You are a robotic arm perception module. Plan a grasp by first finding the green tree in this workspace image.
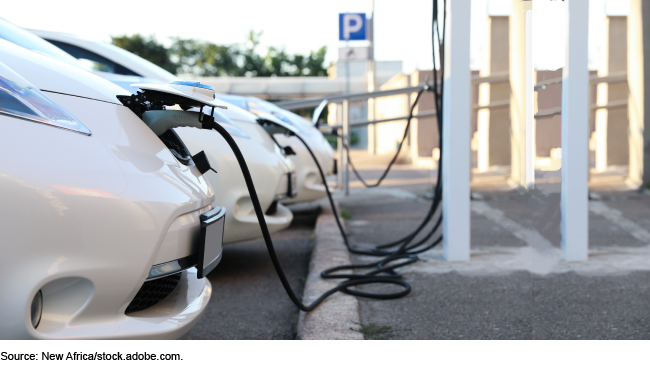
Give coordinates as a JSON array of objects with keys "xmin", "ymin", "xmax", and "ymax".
[
  {"xmin": 238, "ymin": 30, "xmax": 270, "ymax": 76},
  {"xmin": 263, "ymin": 45, "xmax": 328, "ymax": 77},
  {"xmin": 302, "ymin": 46, "xmax": 328, "ymax": 76},
  {"xmin": 111, "ymin": 34, "xmax": 177, "ymax": 73},
  {"xmin": 170, "ymin": 38, "xmax": 239, "ymax": 76},
  {"xmin": 111, "ymin": 31, "xmax": 329, "ymax": 78}
]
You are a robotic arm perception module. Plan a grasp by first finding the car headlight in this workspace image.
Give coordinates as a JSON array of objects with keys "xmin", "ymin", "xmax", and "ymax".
[{"xmin": 0, "ymin": 61, "xmax": 91, "ymax": 135}]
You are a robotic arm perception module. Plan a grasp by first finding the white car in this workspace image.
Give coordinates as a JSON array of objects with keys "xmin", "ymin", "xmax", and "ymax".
[
  {"xmin": 30, "ymin": 29, "xmax": 336, "ymax": 204},
  {"xmin": 175, "ymin": 101, "xmax": 297, "ymax": 243},
  {"xmin": 216, "ymin": 94, "xmax": 336, "ymax": 203},
  {"xmin": 0, "ymin": 39, "xmax": 222, "ymax": 339},
  {"xmin": 20, "ymin": 27, "xmax": 295, "ymax": 244}
]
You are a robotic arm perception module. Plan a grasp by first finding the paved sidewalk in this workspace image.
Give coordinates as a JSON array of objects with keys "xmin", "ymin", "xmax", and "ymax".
[
  {"xmin": 333, "ymin": 186, "xmax": 650, "ymax": 339},
  {"xmin": 314, "ymin": 154, "xmax": 650, "ymax": 339}
]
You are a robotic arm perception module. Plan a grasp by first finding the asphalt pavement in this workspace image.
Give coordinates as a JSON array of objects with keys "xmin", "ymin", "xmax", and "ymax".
[
  {"xmin": 181, "ymin": 206, "xmax": 319, "ymax": 340},
  {"xmin": 182, "ymin": 152, "xmax": 650, "ymax": 340},
  {"xmin": 336, "ymin": 163, "xmax": 650, "ymax": 340}
]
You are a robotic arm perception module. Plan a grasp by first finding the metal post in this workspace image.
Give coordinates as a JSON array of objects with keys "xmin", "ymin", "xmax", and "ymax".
[
  {"xmin": 442, "ymin": 0, "xmax": 471, "ymax": 261},
  {"xmin": 367, "ymin": 1, "xmax": 377, "ymax": 155},
  {"xmin": 561, "ymin": 0, "xmax": 589, "ymax": 261},
  {"xmin": 337, "ymin": 103, "xmax": 344, "ymax": 190},
  {"xmin": 343, "ymin": 98, "xmax": 350, "ymax": 195}
]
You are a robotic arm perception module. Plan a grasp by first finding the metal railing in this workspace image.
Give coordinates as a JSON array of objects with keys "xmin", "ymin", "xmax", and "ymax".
[
  {"xmin": 533, "ymin": 71, "xmax": 629, "ymax": 117},
  {"xmin": 276, "ymin": 83, "xmax": 435, "ymax": 195},
  {"xmin": 471, "ymin": 71, "xmax": 511, "ymax": 111}
]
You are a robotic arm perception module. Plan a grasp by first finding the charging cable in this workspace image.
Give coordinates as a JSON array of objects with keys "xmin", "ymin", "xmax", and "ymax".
[{"xmin": 203, "ymin": 0, "xmax": 446, "ymax": 311}]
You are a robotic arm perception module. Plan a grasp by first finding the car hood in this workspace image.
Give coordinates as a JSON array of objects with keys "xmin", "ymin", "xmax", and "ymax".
[{"xmin": 0, "ymin": 39, "xmax": 129, "ymax": 104}]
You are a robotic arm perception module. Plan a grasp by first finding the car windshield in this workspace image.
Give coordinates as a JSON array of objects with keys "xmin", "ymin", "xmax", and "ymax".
[
  {"xmin": 47, "ymin": 40, "xmax": 140, "ymax": 76},
  {"xmin": 93, "ymin": 42, "xmax": 177, "ymax": 83},
  {"xmin": 215, "ymin": 94, "xmax": 248, "ymax": 109},
  {"xmin": 0, "ymin": 19, "xmax": 80, "ymax": 66},
  {"xmin": 218, "ymin": 94, "xmax": 311, "ymax": 135}
]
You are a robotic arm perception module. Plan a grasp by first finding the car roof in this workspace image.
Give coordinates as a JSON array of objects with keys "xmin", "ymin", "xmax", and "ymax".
[{"xmin": 29, "ymin": 29, "xmax": 177, "ymax": 83}]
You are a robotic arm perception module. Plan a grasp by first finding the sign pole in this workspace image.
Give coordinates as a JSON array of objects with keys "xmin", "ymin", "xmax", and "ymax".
[{"xmin": 368, "ymin": 1, "xmax": 377, "ymax": 155}]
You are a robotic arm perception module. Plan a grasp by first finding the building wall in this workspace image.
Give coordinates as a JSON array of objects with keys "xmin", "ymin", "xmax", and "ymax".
[
  {"xmin": 595, "ymin": 16, "xmax": 629, "ymax": 170},
  {"xmin": 411, "ymin": 70, "xmax": 438, "ymax": 158},
  {"xmin": 374, "ymin": 74, "xmax": 410, "ymax": 157},
  {"xmin": 535, "ymin": 69, "xmax": 562, "ymax": 160}
]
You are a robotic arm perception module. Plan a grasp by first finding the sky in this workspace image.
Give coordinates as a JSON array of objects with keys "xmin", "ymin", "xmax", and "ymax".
[
  {"xmin": 532, "ymin": 0, "xmax": 630, "ymax": 71},
  {"xmin": 2, "ymin": 0, "xmax": 631, "ymax": 74},
  {"xmin": 2, "ymin": 0, "xmax": 434, "ymax": 73}
]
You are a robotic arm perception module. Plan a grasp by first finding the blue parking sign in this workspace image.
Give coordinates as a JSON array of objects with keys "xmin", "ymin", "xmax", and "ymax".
[{"xmin": 339, "ymin": 13, "xmax": 367, "ymax": 41}]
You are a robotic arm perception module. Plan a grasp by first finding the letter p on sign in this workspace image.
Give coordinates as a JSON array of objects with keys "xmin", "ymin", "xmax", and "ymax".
[{"xmin": 339, "ymin": 13, "xmax": 367, "ymax": 41}]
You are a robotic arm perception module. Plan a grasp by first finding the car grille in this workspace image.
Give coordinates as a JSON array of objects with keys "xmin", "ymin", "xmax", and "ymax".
[{"xmin": 125, "ymin": 273, "xmax": 182, "ymax": 314}]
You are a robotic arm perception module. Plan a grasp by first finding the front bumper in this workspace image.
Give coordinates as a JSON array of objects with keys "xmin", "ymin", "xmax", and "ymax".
[
  {"xmin": 275, "ymin": 134, "xmax": 335, "ymax": 204},
  {"xmin": 29, "ymin": 268, "xmax": 210, "ymax": 340},
  {"xmin": 225, "ymin": 202, "xmax": 293, "ymax": 244}
]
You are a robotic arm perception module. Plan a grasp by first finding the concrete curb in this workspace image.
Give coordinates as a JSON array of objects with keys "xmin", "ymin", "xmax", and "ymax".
[{"xmin": 296, "ymin": 200, "xmax": 364, "ymax": 340}]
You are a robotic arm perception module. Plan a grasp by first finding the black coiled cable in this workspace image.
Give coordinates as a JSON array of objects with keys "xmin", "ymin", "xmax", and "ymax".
[
  {"xmin": 205, "ymin": 0, "xmax": 446, "ymax": 311},
  {"xmin": 209, "ymin": 120, "xmax": 415, "ymax": 310}
]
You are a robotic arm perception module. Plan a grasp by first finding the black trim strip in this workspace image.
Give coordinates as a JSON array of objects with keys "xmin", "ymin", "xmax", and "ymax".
[{"xmin": 146, "ymin": 253, "xmax": 198, "ymax": 281}]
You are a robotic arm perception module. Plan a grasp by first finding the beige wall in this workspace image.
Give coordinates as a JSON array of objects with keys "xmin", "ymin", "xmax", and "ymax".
[
  {"xmin": 595, "ymin": 16, "xmax": 629, "ymax": 171},
  {"xmin": 366, "ymin": 70, "xmax": 439, "ymax": 166},
  {"xmin": 476, "ymin": 16, "xmax": 511, "ymax": 171},
  {"xmin": 374, "ymin": 74, "xmax": 410, "ymax": 158},
  {"xmin": 535, "ymin": 70, "xmax": 562, "ymax": 160},
  {"xmin": 410, "ymin": 70, "xmax": 438, "ymax": 160}
]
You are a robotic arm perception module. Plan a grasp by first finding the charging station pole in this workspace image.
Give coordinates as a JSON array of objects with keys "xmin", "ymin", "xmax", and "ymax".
[
  {"xmin": 561, "ymin": 0, "xmax": 589, "ymax": 261},
  {"xmin": 442, "ymin": 0, "xmax": 471, "ymax": 261}
]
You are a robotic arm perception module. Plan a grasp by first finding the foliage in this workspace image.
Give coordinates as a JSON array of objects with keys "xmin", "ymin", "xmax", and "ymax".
[
  {"xmin": 111, "ymin": 31, "xmax": 328, "ymax": 77},
  {"xmin": 111, "ymin": 34, "xmax": 177, "ymax": 73},
  {"xmin": 351, "ymin": 322, "xmax": 397, "ymax": 340},
  {"xmin": 350, "ymin": 130, "xmax": 360, "ymax": 146},
  {"xmin": 170, "ymin": 38, "xmax": 239, "ymax": 76},
  {"xmin": 325, "ymin": 135, "xmax": 338, "ymax": 150}
]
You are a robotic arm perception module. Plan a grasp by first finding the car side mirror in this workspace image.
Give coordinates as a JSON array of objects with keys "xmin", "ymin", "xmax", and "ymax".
[{"xmin": 312, "ymin": 99, "xmax": 328, "ymax": 128}]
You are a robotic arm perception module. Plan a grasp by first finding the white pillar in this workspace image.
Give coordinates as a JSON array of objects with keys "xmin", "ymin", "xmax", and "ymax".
[
  {"xmin": 561, "ymin": 0, "xmax": 589, "ymax": 261},
  {"xmin": 442, "ymin": 0, "xmax": 471, "ymax": 261},
  {"xmin": 526, "ymin": 11, "xmax": 535, "ymax": 188}
]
